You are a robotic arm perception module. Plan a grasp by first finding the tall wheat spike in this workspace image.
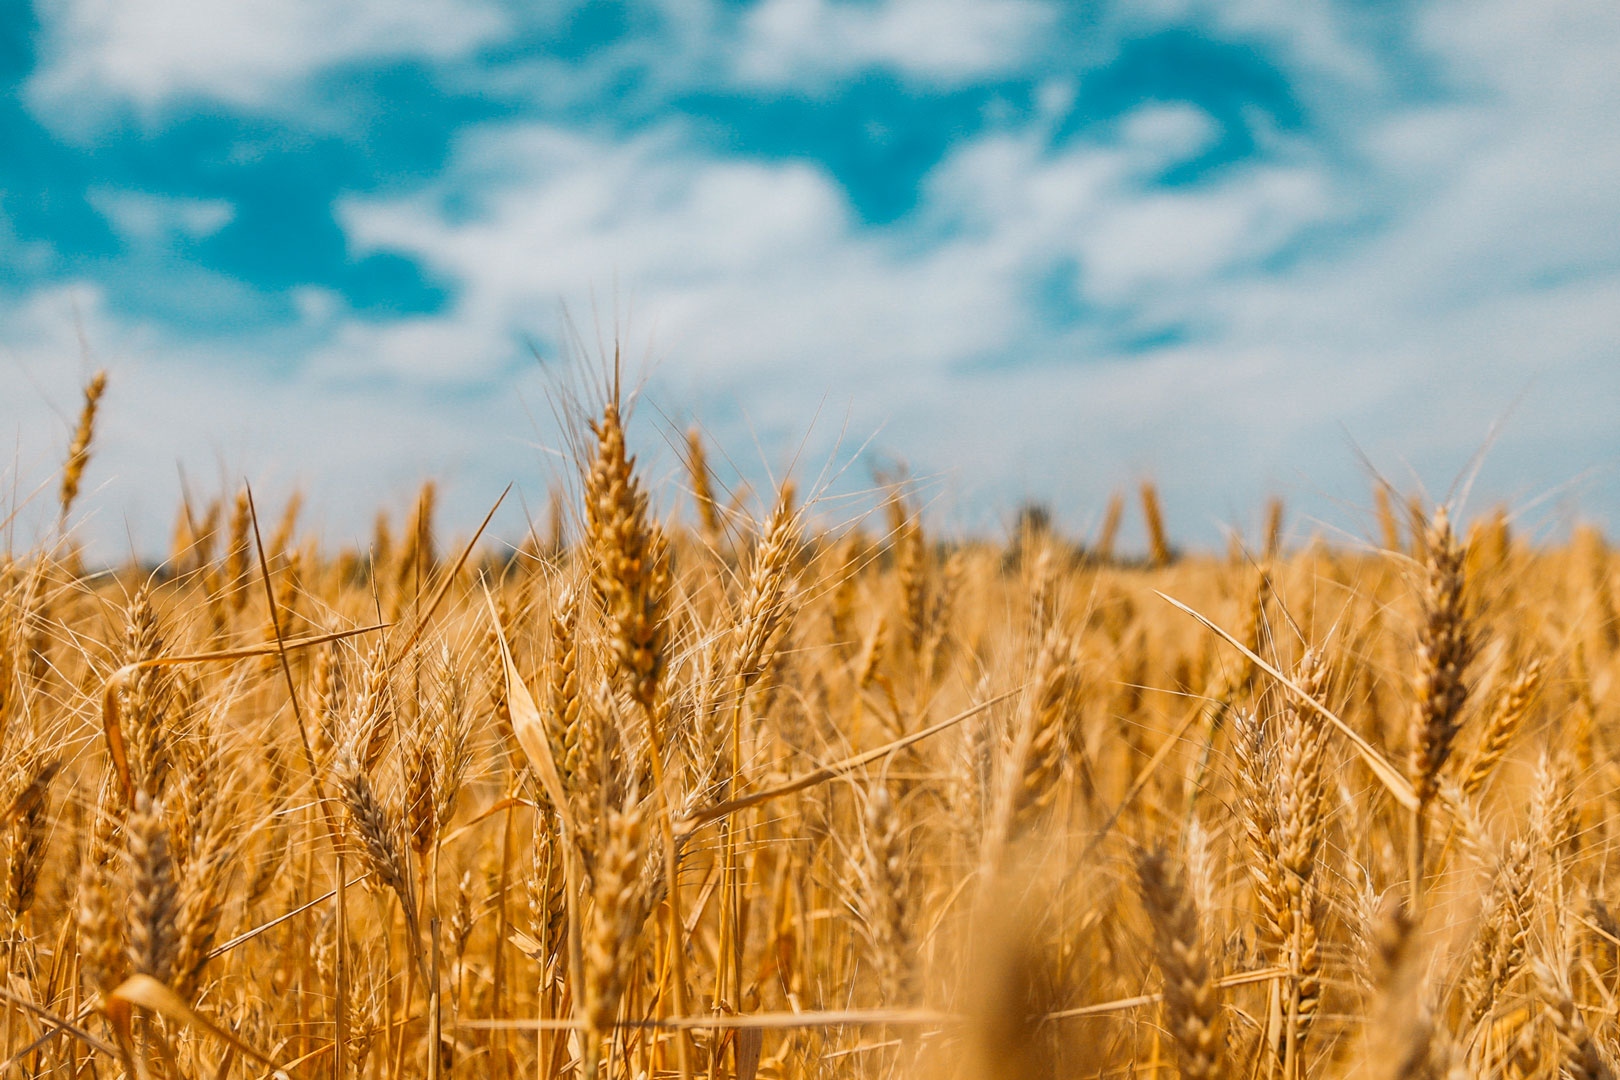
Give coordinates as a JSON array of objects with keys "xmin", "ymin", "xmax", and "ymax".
[
  {"xmin": 1408, "ymin": 505, "xmax": 1476, "ymax": 905},
  {"xmin": 58, "ymin": 369, "xmax": 108, "ymax": 525}
]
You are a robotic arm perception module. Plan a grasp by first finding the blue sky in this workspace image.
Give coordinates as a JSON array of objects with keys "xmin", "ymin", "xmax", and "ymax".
[{"xmin": 3, "ymin": 0, "xmax": 1620, "ymax": 557}]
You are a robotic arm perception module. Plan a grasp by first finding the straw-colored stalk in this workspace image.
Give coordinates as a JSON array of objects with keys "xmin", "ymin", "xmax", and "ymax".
[
  {"xmin": 58, "ymin": 369, "xmax": 108, "ymax": 524},
  {"xmin": 1408, "ymin": 506, "xmax": 1476, "ymax": 906}
]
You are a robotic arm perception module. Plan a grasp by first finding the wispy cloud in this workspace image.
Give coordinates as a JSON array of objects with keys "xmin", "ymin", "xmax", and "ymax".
[
  {"xmin": 87, "ymin": 188, "xmax": 234, "ymax": 243},
  {"xmin": 733, "ymin": 0, "xmax": 1057, "ymax": 87},
  {"xmin": 27, "ymin": 0, "xmax": 506, "ymax": 126}
]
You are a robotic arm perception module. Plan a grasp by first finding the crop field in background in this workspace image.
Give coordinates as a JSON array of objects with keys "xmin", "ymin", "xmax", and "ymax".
[{"xmin": 1, "ymin": 368, "xmax": 1616, "ymax": 1079}]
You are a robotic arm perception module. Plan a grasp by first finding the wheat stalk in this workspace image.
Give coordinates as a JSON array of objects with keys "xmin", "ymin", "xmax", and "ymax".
[{"xmin": 58, "ymin": 370, "xmax": 107, "ymax": 525}]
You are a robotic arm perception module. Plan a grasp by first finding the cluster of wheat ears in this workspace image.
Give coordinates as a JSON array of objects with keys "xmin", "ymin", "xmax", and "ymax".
[{"xmin": 0, "ymin": 368, "xmax": 1617, "ymax": 1080}]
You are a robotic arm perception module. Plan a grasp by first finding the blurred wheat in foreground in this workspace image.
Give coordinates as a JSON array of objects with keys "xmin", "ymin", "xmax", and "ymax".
[{"xmin": 3, "ymin": 369, "xmax": 1619, "ymax": 1080}]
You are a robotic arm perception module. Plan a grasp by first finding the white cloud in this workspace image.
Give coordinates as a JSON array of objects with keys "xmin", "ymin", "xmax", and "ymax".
[
  {"xmin": 27, "ymin": 0, "xmax": 506, "ymax": 125},
  {"xmin": 0, "ymin": 205, "xmax": 55, "ymax": 279},
  {"xmin": 734, "ymin": 0, "xmax": 1057, "ymax": 88},
  {"xmin": 332, "ymin": 101, "xmax": 1334, "ymax": 382},
  {"xmin": 919, "ymin": 120, "xmax": 1333, "ymax": 308},
  {"xmin": 1078, "ymin": 167, "xmax": 1329, "ymax": 304},
  {"xmin": 87, "ymin": 188, "xmax": 235, "ymax": 243},
  {"xmin": 1117, "ymin": 104, "xmax": 1222, "ymax": 166},
  {"xmin": 330, "ymin": 124, "xmax": 888, "ymax": 382}
]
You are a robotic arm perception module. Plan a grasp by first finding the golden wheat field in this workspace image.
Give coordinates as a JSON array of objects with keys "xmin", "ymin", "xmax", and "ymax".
[{"xmin": 2, "ymin": 368, "xmax": 1618, "ymax": 1080}]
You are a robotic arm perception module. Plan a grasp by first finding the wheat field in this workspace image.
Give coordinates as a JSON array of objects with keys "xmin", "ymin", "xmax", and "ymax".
[{"xmin": 2, "ymin": 369, "xmax": 1617, "ymax": 1079}]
